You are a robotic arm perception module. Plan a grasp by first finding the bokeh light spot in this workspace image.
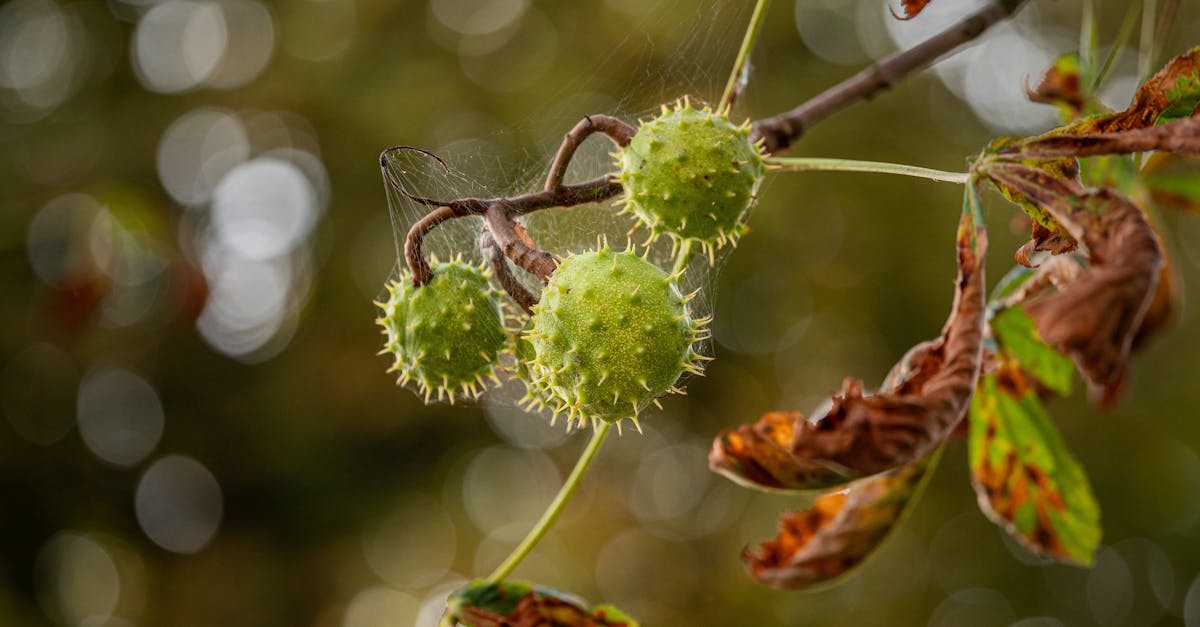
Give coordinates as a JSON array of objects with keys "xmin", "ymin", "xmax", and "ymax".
[
  {"xmin": 34, "ymin": 532, "xmax": 120, "ymax": 626},
  {"xmin": 342, "ymin": 586, "xmax": 420, "ymax": 627},
  {"xmin": 361, "ymin": 495, "xmax": 457, "ymax": 590},
  {"xmin": 132, "ymin": 0, "xmax": 228, "ymax": 94},
  {"xmin": 157, "ymin": 108, "xmax": 250, "ymax": 208},
  {"xmin": 135, "ymin": 455, "xmax": 223, "ymax": 554},
  {"xmin": 77, "ymin": 367, "xmax": 164, "ymax": 467},
  {"xmin": 211, "ymin": 158, "xmax": 318, "ymax": 260}
]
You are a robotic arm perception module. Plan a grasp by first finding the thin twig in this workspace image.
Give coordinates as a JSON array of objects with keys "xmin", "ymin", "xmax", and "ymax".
[
  {"xmin": 404, "ymin": 206, "xmax": 461, "ymax": 286},
  {"xmin": 484, "ymin": 203, "xmax": 559, "ymax": 283},
  {"xmin": 544, "ymin": 115, "xmax": 635, "ymax": 190},
  {"xmin": 391, "ymin": 172, "xmax": 618, "ymax": 283},
  {"xmin": 480, "ymin": 229, "xmax": 538, "ymax": 314},
  {"xmin": 751, "ymin": 0, "xmax": 1027, "ymax": 153}
]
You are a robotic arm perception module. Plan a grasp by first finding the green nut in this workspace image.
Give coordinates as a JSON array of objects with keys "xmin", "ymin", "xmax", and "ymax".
[
  {"xmin": 377, "ymin": 258, "xmax": 508, "ymax": 403},
  {"xmin": 617, "ymin": 99, "xmax": 766, "ymax": 259},
  {"xmin": 520, "ymin": 245, "xmax": 707, "ymax": 428}
]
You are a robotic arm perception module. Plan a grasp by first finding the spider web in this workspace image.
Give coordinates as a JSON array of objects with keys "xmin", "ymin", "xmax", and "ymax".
[{"xmin": 380, "ymin": 0, "xmax": 764, "ymax": 412}]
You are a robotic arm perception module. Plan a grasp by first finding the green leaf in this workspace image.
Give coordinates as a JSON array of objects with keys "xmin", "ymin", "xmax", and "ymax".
[
  {"xmin": 968, "ymin": 371, "xmax": 1101, "ymax": 566},
  {"xmin": 442, "ymin": 580, "xmax": 638, "ymax": 627},
  {"xmin": 990, "ymin": 307, "xmax": 1074, "ymax": 396}
]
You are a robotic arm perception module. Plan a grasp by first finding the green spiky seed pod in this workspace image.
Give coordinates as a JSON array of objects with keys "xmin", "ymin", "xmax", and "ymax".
[
  {"xmin": 522, "ymin": 245, "xmax": 707, "ymax": 428},
  {"xmin": 617, "ymin": 99, "xmax": 766, "ymax": 259},
  {"xmin": 377, "ymin": 258, "xmax": 507, "ymax": 403}
]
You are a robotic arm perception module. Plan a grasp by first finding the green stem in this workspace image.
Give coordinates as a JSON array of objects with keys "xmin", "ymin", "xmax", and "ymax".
[
  {"xmin": 720, "ymin": 0, "xmax": 772, "ymax": 114},
  {"xmin": 766, "ymin": 157, "xmax": 970, "ymax": 184},
  {"xmin": 1139, "ymin": 0, "xmax": 1157, "ymax": 81},
  {"xmin": 1079, "ymin": 0, "xmax": 1097, "ymax": 86},
  {"xmin": 485, "ymin": 422, "xmax": 613, "ymax": 583},
  {"xmin": 1091, "ymin": 1, "xmax": 1142, "ymax": 92}
]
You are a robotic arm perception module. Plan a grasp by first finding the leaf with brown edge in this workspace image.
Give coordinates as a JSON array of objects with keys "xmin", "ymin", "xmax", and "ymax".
[
  {"xmin": 1073, "ymin": 46, "xmax": 1200, "ymax": 133},
  {"xmin": 709, "ymin": 410, "xmax": 853, "ymax": 492},
  {"xmin": 890, "ymin": 0, "xmax": 932, "ymax": 21},
  {"xmin": 982, "ymin": 162, "xmax": 1164, "ymax": 406},
  {"xmin": 711, "ymin": 186, "xmax": 987, "ymax": 492},
  {"xmin": 983, "ymin": 140, "xmax": 1079, "ymax": 265},
  {"xmin": 441, "ymin": 580, "xmax": 637, "ymax": 627},
  {"xmin": 968, "ymin": 363, "xmax": 1100, "ymax": 566},
  {"xmin": 1003, "ymin": 46, "xmax": 1200, "ymax": 162},
  {"xmin": 1012, "ymin": 116, "xmax": 1200, "ymax": 160},
  {"xmin": 742, "ymin": 448, "xmax": 940, "ymax": 590}
]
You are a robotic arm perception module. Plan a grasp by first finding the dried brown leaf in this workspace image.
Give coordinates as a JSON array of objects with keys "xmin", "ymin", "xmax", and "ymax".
[
  {"xmin": 742, "ymin": 452, "xmax": 936, "ymax": 589},
  {"xmin": 1133, "ymin": 262, "xmax": 1175, "ymax": 352},
  {"xmin": 1015, "ymin": 116, "xmax": 1200, "ymax": 159},
  {"xmin": 890, "ymin": 0, "xmax": 933, "ymax": 20},
  {"xmin": 984, "ymin": 163, "xmax": 1164, "ymax": 405},
  {"xmin": 708, "ymin": 410, "xmax": 850, "ymax": 491},
  {"xmin": 1075, "ymin": 47, "xmax": 1200, "ymax": 133},
  {"xmin": 1015, "ymin": 221, "xmax": 1078, "ymax": 268},
  {"xmin": 1027, "ymin": 53, "xmax": 1086, "ymax": 114},
  {"xmin": 1008, "ymin": 47, "xmax": 1200, "ymax": 161}
]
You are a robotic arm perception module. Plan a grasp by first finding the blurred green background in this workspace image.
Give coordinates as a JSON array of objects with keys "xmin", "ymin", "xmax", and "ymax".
[{"xmin": 3, "ymin": 0, "xmax": 1200, "ymax": 625}]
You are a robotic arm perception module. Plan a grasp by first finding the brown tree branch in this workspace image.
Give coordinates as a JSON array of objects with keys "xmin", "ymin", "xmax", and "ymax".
[
  {"xmin": 483, "ymin": 204, "xmax": 559, "ymax": 283},
  {"xmin": 751, "ymin": 0, "xmax": 1027, "ymax": 153},
  {"xmin": 404, "ymin": 206, "xmax": 461, "ymax": 286},
  {"xmin": 480, "ymin": 229, "xmax": 538, "ymax": 314},
  {"xmin": 544, "ymin": 115, "xmax": 635, "ymax": 190}
]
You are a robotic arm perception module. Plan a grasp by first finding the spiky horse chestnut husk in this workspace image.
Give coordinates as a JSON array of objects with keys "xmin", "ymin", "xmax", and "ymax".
[
  {"xmin": 376, "ymin": 258, "xmax": 508, "ymax": 403},
  {"xmin": 520, "ymin": 246, "xmax": 708, "ymax": 429},
  {"xmin": 617, "ymin": 99, "xmax": 766, "ymax": 261}
]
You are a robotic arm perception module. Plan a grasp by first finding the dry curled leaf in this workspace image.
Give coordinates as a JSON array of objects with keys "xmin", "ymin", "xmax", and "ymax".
[
  {"xmin": 983, "ymin": 143, "xmax": 1080, "ymax": 266},
  {"xmin": 1015, "ymin": 117, "xmax": 1200, "ymax": 159},
  {"xmin": 1009, "ymin": 47, "xmax": 1200, "ymax": 161},
  {"xmin": 710, "ymin": 193, "xmax": 987, "ymax": 491},
  {"xmin": 890, "ymin": 0, "xmax": 932, "ymax": 20},
  {"xmin": 983, "ymin": 163, "xmax": 1164, "ymax": 405},
  {"xmin": 742, "ymin": 450, "xmax": 938, "ymax": 590},
  {"xmin": 1027, "ymin": 53, "xmax": 1086, "ymax": 116},
  {"xmin": 1014, "ymin": 221, "xmax": 1078, "ymax": 268},
  {"xmin": 708, "ymin": 409, "xmax": 848, "ymax": 491}
]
